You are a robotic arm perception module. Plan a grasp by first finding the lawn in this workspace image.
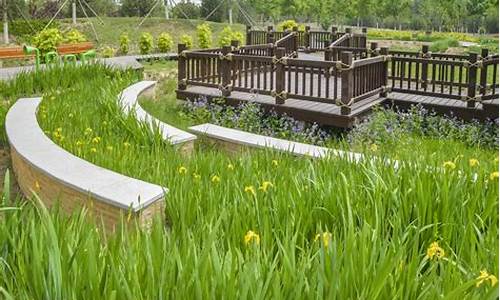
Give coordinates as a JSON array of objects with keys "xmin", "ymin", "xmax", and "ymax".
[{"xmin": 0, "ymin": 63, "xmax": 498, "ymax": 299}]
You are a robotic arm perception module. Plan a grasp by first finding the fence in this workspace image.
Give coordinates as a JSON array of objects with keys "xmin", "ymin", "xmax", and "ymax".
[
  {"xmin": 245, "ymin": 26, "xmax": 366, "ymax": 52},
  {"xmin": 178, "ymin": 41, "xmax": 499, "ymax": 116}
]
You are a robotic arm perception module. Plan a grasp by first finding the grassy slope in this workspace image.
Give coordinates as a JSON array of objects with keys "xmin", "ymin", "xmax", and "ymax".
[
  {"xmin": 58, "ymin": 17, "xmax": 245, "ymax": 52},
  {"xmin": 0, "ymin": 65, "xmax": 498, "ymax": 298}
]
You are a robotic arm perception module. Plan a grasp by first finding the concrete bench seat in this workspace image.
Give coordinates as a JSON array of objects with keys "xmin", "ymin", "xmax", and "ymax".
[
  {"xmin": 120, "ymin": 81, "xmax": 196, "ymax": 154},
  {"xmin": 188, "ymin": 123, "xmax": 363, "ymax": 162},
  {"xmin": 6, "ymin": 98, "xmax": 166, "ymax": 231}
]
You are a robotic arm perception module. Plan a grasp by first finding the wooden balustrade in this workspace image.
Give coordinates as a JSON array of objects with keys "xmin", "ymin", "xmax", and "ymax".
[{"xmin": 178, "ymin": 40, "xmax": 499, "ymax": 117}]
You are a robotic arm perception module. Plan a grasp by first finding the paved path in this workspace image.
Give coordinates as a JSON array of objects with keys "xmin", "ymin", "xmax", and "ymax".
[{"xmin": 0, "ymin": 53, "xmax": 178, "ymax": 81}]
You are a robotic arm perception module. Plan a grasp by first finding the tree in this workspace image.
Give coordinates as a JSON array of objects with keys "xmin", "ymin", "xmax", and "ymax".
[
  {"xmin": 120, "ymin": 0, "xmax": 160, "ymax": 17},
  {"xmin": 172, "ymin": 0, "xmax": 201, "ymax": 19}
]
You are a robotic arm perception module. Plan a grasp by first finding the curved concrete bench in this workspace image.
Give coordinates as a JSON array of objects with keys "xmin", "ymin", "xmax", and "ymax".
[
  {"xmin": 6, "ymin": 98, "xmax": 167, "ymax": 231},
  {"xmin": 188, "ymin": 123, "xmax": 363, "ymax": 162},
  {"xmin": 119, "ymin": 81, "xmax": 196, "ymax": 154}
]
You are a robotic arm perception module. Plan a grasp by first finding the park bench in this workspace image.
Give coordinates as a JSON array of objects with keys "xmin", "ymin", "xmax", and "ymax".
[
  {"xmin": 119, "ymin": 81, "xmax": 197, "ymax": 154},
  {"xmin": 57, "ymin": 41, "xmax": 94, "ymax": 55},
  {"xmin": 6, "ymin": 97, "xmax": 167, "ymax": 232},
  {"xmin": 188, "ymin": 123, "xmax": 363, "ymax": 162}
]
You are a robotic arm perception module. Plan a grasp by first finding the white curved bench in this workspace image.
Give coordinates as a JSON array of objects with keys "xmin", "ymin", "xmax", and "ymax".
[
  {"xmin": 120, "ymin": 81, "xmax": 196, "ymax": 154},
  {"xmin": 6, "ymin": 98, "xmax": 167, "ymax": 231},
  {"xmin": 188, "ymin": 123, "xmax": 363, "ymax": 162}
]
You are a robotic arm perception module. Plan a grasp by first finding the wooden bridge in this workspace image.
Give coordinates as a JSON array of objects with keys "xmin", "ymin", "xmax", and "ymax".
[{"xmin": 176, "ymin": 27, "xmax": 499, "ymax": 128}]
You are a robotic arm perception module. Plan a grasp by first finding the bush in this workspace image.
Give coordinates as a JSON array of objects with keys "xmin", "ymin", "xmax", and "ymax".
[
  {"xmin": 278, "ymin": 20, "xmax": 305, "ymax": 31},
  {"xmin": 64, "ymin": 29, "xmax": 87, "ymax": 44},
  {"xmin": 197, "ymin": 23, "xmax": 212, "ymax": 49},
  {"xmin": 101, "ymin": 46, "xmax": 115, "ymax": 58},
  {"xmin": 430, "ymin": 38, "xmax": 459, "ymax": 52},
  {"xmin": 349, "ymin": 105, "xmax": 498, "ymax": 149},
  {"xmin": 157, "ymin": 32, "xmax": 174, "ymax": 53},
  {"xmin": 119, "ymin": 33, "xmax": 130, "ymax": 55},
  {"xmin": 180, "ymin": 34, "xmax": 193, "ymax": 49},
  {"xmin": 182, "ymin": 98, "xmax": 330, "ymax": 145},
  {"xmin": 218, "ymin": 26, "xmax": 244, "ymax": 47},
  {"xmin": 8, "ymin": 19, "xmax": 59, "ymax": 42},
  {"xmin": 33, "ymin": 28, "xmax": 64, "ymax": 56},
  {"xmin": 139, "ymin": 32, "xmax": 154, "ymax": 55}
]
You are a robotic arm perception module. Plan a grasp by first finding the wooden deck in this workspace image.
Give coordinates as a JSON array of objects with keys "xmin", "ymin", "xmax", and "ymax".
[{"xmin": 178, "ymin": 86, "xmax": 384, "ymax": 127}]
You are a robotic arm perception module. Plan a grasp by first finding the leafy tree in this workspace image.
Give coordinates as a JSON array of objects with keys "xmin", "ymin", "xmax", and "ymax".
[{"xmin": 172, "ymin": 0, "xmax": 201, "ymax": 19}]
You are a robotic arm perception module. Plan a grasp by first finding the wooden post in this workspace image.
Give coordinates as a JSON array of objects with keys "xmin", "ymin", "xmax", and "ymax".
[
  {"xmin": 466, "ymin": 52, "xmax": 478, "ymax": 108},
  {"xmin": 246, "ymin": 25, "xmax": 251, "ymax": 45},
  {"xmin": 340, "ymin": 52, "xmax": 353, "ymax": 115},
  {"xmin": 370, "ymin": 42, "xmax": 378, "ymax": 57},
  {"xmin": 230, "ymin": 40, "xmax": 239, "ymax": 49},
  {"xmin": 220, "ymin": 46, "xmax": 232, "ymax": 97},
  {"xmin": 421, "ymin": 45, "xmax": 429, "ymax": 90},
  {"xmin": 479, "ymin": 48, "xmax": 489, "ymax": 96},
  {"xmin": 324, "ymin": 41, "xmax": 331, "ymax": 61},
  {"xmin": 267, "ymin": 25, "xmax": 274, "ymax": 44},
  {"xmin": 292, "ymin": 27, "xmax": 298, "ymax": 57},
  {"xmin": 177, "ymin": 44, "xmax": 187, "ymax": 90},
  {"xmin": 380, "ymin": 47, "xmax": 389, "ymax": 97},
  {"xmin": 304, "ymin": 25, "xmax": 310, "ymax": 52},
  {"xmin": 331, "ymin": 26, "xmax": 338, "ymax": 43},
  {"xmin": 274, "ymin": 47, "xmax": 286, "ymax": 104},
  {"xmin": 360, "ymin": 27, "xmax": 367, "ymax": 48},
  {"xmin": 345, "ymin": 27, "xmax": 352, "ymax": 47}
]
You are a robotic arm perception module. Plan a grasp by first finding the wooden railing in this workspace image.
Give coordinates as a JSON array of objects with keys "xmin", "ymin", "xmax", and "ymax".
[
  {"xmin": 387, "ymin": 45, "xmax": 499, "ymax": 106},
  {"xmin": 245, "ymin": 26, "xmax": 366, "ymax": 52},
  {"xmin": 275, "ymin": 32, "xmax": 298, "ymax": 57},
  {"xmin": 178, "ymin": 42, "xmax": 499, "ymax": 116}
]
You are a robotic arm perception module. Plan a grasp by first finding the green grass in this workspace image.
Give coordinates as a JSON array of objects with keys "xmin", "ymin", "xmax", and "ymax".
[
  {"xmin": 57, "ymin": 17, "xmax": 245, "ymax": 54},
  {"xmin": 0, "ymin": 64, "xmax": 498, "ymax": 298}
]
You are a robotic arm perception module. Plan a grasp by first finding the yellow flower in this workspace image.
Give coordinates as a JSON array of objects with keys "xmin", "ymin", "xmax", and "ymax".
[
  {"xmin": 244, "ymin": 230, "xmax": 260, "ymax": 245},
  {"xmin": 84, "ymin": 128, "xmax": 93, "ymax": 135},
  {"xmin": 244, "ymin": 185, "xmax": 256, "ymax": 196},
  {"xmin": 272, "ymin": 160, "xmax": 279, "ymax": 167},
  {"xmin": 76, "ymin": 140, "xmax": 84, "ymax": 147},
  {"xmin": 106, "ymin": 146, "xmax": 113, "ymax": 151},
  {"xmin": 56, "ymin": 127, "xmax": 62, "ymax": 133},
  {"xmin": 211, "ymin": 175, "xmax": 221, "ymax": 183},
  {"xmin": 34, "ymin": 180, "xmax": 41, "ymax": 190},
  {"xmin": 193, "ymin": 173, "xmax": 201, "ymax": 180},
  {"xmin": 426, "ymin": 241, "xmax": 445, "ymax": 260},
  {"xmin": 92, "ymin": 136, "xmax": 101, "ymax": 144},
  {"xmin": 443, "ymin": 161, "xmax": 456, "ymax": 170},
  {"xmin": 370, "ymin": 143, "xmax": 378, "ymax": 152},
  {"xmin": 90, "ymin": 148, "xmax": 97, "ymax": 153},
  {"xmin": 123, "ymin": 142, "xmax": 131, "ymax": 148},
  {"xmin": 178, "ymin": 166, "xmax": 187, "ymax": 175},
  {"xmin": 314, "ymin": 232, "xmax": 332, "ymax": 248},
  {"xmin": 258, "ymin": 181, "xmax": 274, "ymax": 192},
  {"xmin": 69, "ymin": 113, "xmax": 74, "ymax": 118},
  {"xmin": 469, "ymin": 158, "xmax": 479, "ymax": 167},
  {"xmin": 490, "ymin": 172, "xmax": 499, "ymax": 181},
  {"xmin": 476, "ymin": 270, "xmax": 498, "ymax": 287},
  {"xmin": 227, "ymin": 163, "xmax": 234, "ymax": 170}
]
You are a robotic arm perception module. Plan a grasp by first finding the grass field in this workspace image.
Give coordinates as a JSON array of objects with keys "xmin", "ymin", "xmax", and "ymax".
[
  {"xmin": 58, "ymin": 17, "xmax": 245, "ymax": 53},
  {"xmin": 0, "ymin": 63, "xmax": 498, "ymax": 298}
]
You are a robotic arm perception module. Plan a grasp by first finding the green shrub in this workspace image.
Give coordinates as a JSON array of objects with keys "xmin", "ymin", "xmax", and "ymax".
[
  {"xmin": 64, "ymin": 29, "xmax": 87, "ymax": 44},
  {"xmin": 8, "ymin": 19, "xmax": 59, "ymax": 42},
  {"xmin": 33, "ymin": 28, "xmax": 64, "ymax": 56},
  {"xmin": 430, "ymin": 38, "xmax": 459, "ymax": 52},
  {"xmin": 157, "ymin": 32, "xmax": 174, "ymax": 53},
  {"xmin": 180, "ymin": 34, "xmax": 193, "ymax": 49},
  {"xmin": 101, "ymin": 46, "xmax": 116, "ymax": 58},
  {"xmin": 197, "ymin": 23, "xmax": 212, "ymax": 49},
  {"xmin": 217, "ymin": 26, "xmax": 244, "ymax": 47},
  {"xmin": 139, "ymin": 32, "xmax": 154, "ymax": 55},
  {"xmin": 278, "ymin": 20, "xmax": 305, "ymax": 31},
  {"xmin": 119, "ymin": 33, "xmax": 130, "ymax": 55}
]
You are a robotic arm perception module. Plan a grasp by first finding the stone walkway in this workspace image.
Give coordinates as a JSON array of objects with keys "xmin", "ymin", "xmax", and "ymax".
[{"xmin": 0, "ymin": 53, "xmax": 178, "ymax": 81}]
